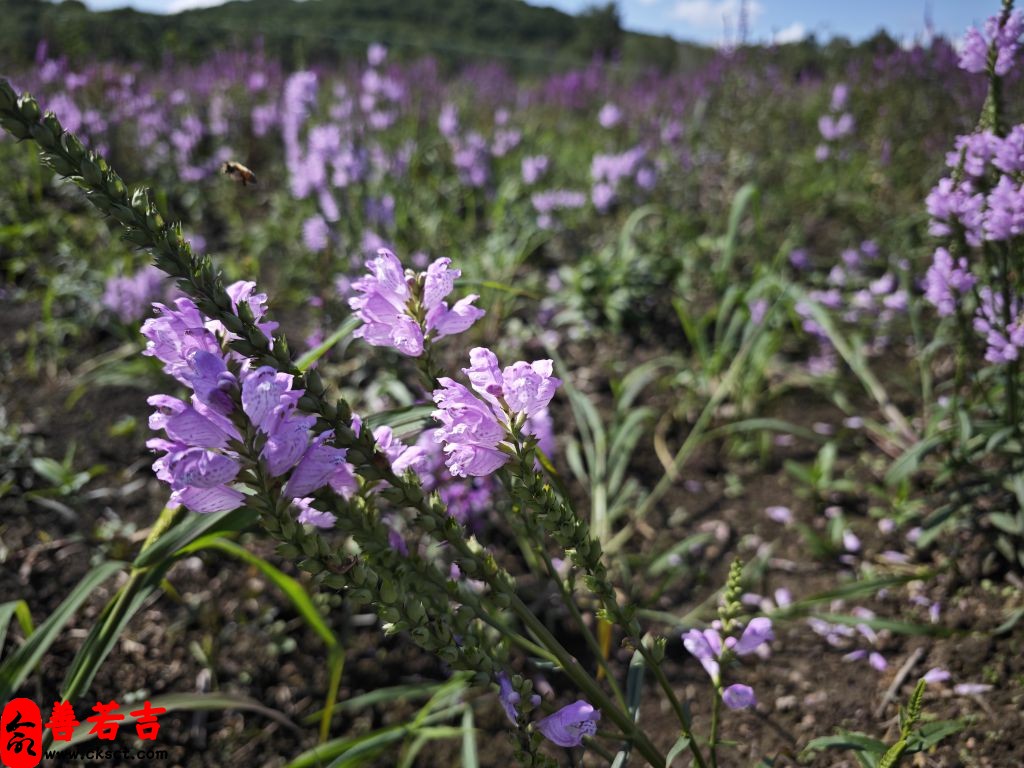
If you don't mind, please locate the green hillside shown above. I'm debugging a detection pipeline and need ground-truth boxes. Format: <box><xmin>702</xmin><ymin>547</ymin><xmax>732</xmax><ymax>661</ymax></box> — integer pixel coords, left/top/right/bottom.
<box><xmin>0</xmin><ymin>0</ymin><xmax>711</xmax><ymax>72</ymax></box>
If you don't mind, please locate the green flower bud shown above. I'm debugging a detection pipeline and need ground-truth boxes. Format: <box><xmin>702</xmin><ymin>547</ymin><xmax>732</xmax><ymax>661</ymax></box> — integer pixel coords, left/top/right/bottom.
<box><xmin>17</xmin><ymin>95</ymin><xmax>40</xmax><ymax>123</ymax></box>
<box><xmin>0</xmin><ymin>115</ymin><xmax>29</xmax><ymax>140</ymax></box>
<box><xmin>301</xmin><ymin>558</ymin><xmax>325</xmax><ymax>575</ymax></box>
<box><xmin>409</xmin><ymin>626</ymin><xmax>432</xmax><ymax>646</ymax></box>
<box><xmin>276</xmin><ymin>543</ymin><xmax>300</xmax><ymax>559</ymax></box>
<box><xmin>45</xmin><ymin>155</ymin><xmax>76</xmax><ymax>177</ymax></box>
<box><xmin>42</xmin><ymin>112</ymin><xmax>62</xmax><ymax>139</ymax></box>
<box><xmin>301</xmin><ymin>536</ymin><xmax>320</xmax><ymax>558</ymax></box>
<box><xmin>379</xmin><ymin>606</ymin><xmax>401</xmax><ymax>624</ymax></box>
<box><xmin>105</xmin><ymin>176</ymin><xmax>127</xmax><ymax>201</ymax></box>
<box><xmin>81</xmin><ymin>158</ymin><xmax>103</xmax><ymax>187</ymax></box>
<box><xmin>0</xmin><ymin>81</ymin><xmax>16</xmax><ymax>111</ymax></box>
<box><xmin>123</xmin><ymin>227</ymin><xmax>150</xmax><ymax>247</ymax></box>
<box><xmin>62</xmin><ymin>132</ymin><xmax>85</xmax><ymax>161</ymax></box>
<box><xmin>28</xmin><ymin>124</ymin><xmax>54</xmax><ymax>151</ymax></box>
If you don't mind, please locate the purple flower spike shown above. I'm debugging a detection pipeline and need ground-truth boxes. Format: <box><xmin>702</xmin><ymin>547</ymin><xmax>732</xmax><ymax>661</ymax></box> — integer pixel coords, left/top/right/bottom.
<box><xmin>722</xmin><ymin>684</ymin><xmax>756</xmax><ymax>710</ymax></box>
<box><xmin>535</xmin><ymin>700</ymin><xmax>600</xmax><ymax>747</ymax></box>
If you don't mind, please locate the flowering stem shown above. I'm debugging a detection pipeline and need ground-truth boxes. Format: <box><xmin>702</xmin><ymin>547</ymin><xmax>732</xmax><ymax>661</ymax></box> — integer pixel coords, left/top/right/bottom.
<box><xmin>503</xmin><ymin>591</ymin><xmax>666</xmax><ymax>767</ymax></box>
<box><xmin>536</xmin><ymin>541</ymin><xmax>629</xmax><ymax>713</ymax></box>
<box><xmin>637</xmin><ymin>643</ymin><xmax>709</xmax><ymax>768</ymax></box>
<box><xmin>708</xmin><ymin>685</ymin><xmax>722</xmax><ymax>768</ymax></box>
<box><xmin>509</xmin><ymin>443</ymin><xmax>629</xmax><ymax>712</ymax></box>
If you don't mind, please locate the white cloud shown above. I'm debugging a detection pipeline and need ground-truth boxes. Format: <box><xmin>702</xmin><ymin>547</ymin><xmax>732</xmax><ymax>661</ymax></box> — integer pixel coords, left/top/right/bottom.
<box><xmin>671</xmin><ymin>0</ymin><xmax>762</xmax><ymax>29</ymax></box>
<box><xmin>166</xmin><ymin>0</ymin><xmax>236</xmax><ymax>13</ymax></box>
<box><xmin>636</xmin><ymin>0</ymin><xmax>661</xmax><ymax>6</ymax></box>
<box><xmin>774</xmin><ymin>21</ymin><xmax>807</xmax><ymax>44</ymax></box>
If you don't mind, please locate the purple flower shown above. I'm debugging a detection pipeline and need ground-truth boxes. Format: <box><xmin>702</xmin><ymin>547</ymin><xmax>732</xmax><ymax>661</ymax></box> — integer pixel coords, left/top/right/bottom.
<box><xmin>438</xmin><ymin>103</ymin><xmax>459</xmax><ymax>138</ymax></box>
<box><xmin>103</xmin><ymin>265</ymin><xmax>167</xmax><ymax>323</ymax></box>
<box><xmin>730</xmin><ymin>617</ymin><xmax>774</xmax><ymax>655</ymax></box>
<box><xmin>302</xmin><ymin>215</ymin><xmax>330</xmax><ymax>252</ymax></box>
<box><xmin>284</xmin><ymin>431</ymin><xmax>349</xmax><ymax>497</ymax></box>
<box><xmin>521</xmin><ymin>154</ymin><xmax>549</xmax><ymax>185</ymax></box>
<box><xmin>349</xmin><ymin>250</ymin><xmax>483</xmax><ymax>357</ymax></box>
<box><xmin>592</xmin><ymin>182</ymin><xmax>615</xmax><ymax>212</ymax></box>
<box><xmin>367</xmin><ymin>43</ymin><xmax>388</xmax><ymax>67</ymax></box>
<box><xmin>721</xmin><ymin>684</ymin><xmax>756</xmax><ymax>710</ymax></box>
<box><xmin>598</xmin><ymin>102</ymin><xmax>621</xmax><ymax>128</ymax></box>
<box><xmin>923</xmin><ymin>667</ymin><xmax>951</xmax><ymax>684</ymax></box>
<box><xmin>682</xmin><ymin>628</ymin><xmax>723</xmax><ymax>682</ymax></box>
<box><xmin>141</xmin><ymin>297</ymin><xmax>223</xmax><ymax>387</ymax></box>
<box><xmin>829</xmin><ymin>83</ymin><xmax>848</xmax><ymax>112</ymax></box>
<box><xmin>497</xmin><ymin>674</ymin><xmax>520</xmax><ymax>724</ymax></box>
<box><xmin>959</xmin><ymin>11</ymin><xmax>1023</xmax><ymax>76</ymax></box>
<box><xmin>974</xmin><ymin>287</ymin><xmax>1024</xmax><ymax>363</ymax></box>
<box><xmin>924</xmin><ymin>248</ymin><xmax>975</xmax><ymax>317</ymax></box>
<box><xmin>535</xmin><ymin>700</ymin><xmax>600</xmax><ymax>747</ymax></box>
<box><xmin>954</xmin><ymin>682</ymin><xmax>993</xmax><ymax>696</ymax></box>
<box><xmin>432</xmin><ymin>379</ymin><xmax>509</xmax><ymax>477</ymax></box>
<box><xmin>431</xmin><ymin>348</ymin><xmax>561</xmax><ymax>477</ymax></box>
<box><xmin>819</xmin><ymin>113</ymin><xmax>854</xmax><ymax>141</ymax></box>
<box><xmin>293</xmin><ymin>497</ymin><xmax>336</xmax><ymax>529</ymax></box>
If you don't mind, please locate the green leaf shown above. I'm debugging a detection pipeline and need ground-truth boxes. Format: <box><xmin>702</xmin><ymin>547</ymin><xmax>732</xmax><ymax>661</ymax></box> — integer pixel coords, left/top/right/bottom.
<box><xmin>666</xmin><ymin>735</ymin><xmax>692</xmax><ymax>767</ymax></box>
<box><xmin>811</xmin><ymin>612</ymin><xmax>950</xmax><ymax>637</ymax></box>
<box><xmin>0</xmin><ymin>560</ymin><xmax>125</xmax><ymax>699</ymax></box>
<box><xmin>179</xmin><ymin>537</ymin><xmax>336</xmax><ymax>649</ymax></box>
<box><xmin>647</xmin><ymin>533</ymin><xmax>714</xmax><ymax>576</ymax></box>
<box><xmin>133</xmin><ymin>506</ymin><xmax>257</xmax><ymax>568</ymax></box>
<box><xmin>0</xmin><ymin>600</ymin><xmax>33</xmax><ymax>655</ymax></box>
<box><xmin>905</xmin><ymin>719</ymin><xmax>966</xmax><ymax>751</ymax></box>
<box><xmin>295</xmin><ymin>316</ymin><xmax>360</xmax><ymax>371</ymax></box>
<box><xmin>885</xmin><ymin>436</ymin><xmax>944</xmax><ymax>487</ymax></box>
<box><xmin>625</xmin><ymin>649</ymin><xmax>646</xmax><ymax>717</ymax></box>
<box><xmin>802</xmin><ymin>732</ymin><xmax>887</xmax><ymax>755</ymax></box>
<box><xmin>56</xmin><ymin>692</ymin><xmax>298</xmax><ymax>748</ymax></box>
<box><xmin>59</xmin><ymin>569</ymin><xmax>166</xmax><ymax>706</ymax></box>
<box><xmin>460</xmin><ymin>708</ymin><xmax>478</xmax><ymax>768</ymax></box>
<box><xmin>363</xmin><ymin>404</ymin><xmax>435</xmax><ymax>437</ymax></box>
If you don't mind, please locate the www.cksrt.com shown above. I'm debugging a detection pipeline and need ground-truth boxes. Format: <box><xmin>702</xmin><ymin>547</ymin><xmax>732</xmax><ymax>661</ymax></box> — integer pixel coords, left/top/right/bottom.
<box><xmin>42</xmin><ymin>748</ymin><xmax>170</xmax><ymax>761</ymax></box>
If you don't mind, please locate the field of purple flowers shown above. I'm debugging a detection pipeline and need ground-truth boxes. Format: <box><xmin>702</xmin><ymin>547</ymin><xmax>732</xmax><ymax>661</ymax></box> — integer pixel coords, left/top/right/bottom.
<box><xmin>2</xmin><ymin>7</ymin><xmax>1024</xmax><ymax>768</ymax></box>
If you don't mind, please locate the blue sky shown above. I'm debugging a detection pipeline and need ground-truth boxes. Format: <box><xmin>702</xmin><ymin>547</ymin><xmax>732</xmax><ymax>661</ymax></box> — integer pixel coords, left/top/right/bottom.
<box><xmin>79</xmin><ymin>0</ymin><xmax>993</xmax><ymax>45</ymax></box>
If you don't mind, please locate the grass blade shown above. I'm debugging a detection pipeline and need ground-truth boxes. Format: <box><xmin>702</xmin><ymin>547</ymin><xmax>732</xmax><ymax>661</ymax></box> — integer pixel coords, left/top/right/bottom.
<box><xmin>0</xmin><ymin>559</ymin><xmax>126</xmax><ymax>699</ymax></box>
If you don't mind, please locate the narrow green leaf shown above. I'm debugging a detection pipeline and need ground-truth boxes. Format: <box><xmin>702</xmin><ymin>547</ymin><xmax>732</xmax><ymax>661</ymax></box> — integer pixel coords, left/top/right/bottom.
<box><xmin>56</xmin><ymin>692</ymin><xmax>298</xmax><ymax>748</ymax></box>
<box><xmin>295</xmin><ymin>316</ymin><xmax>360</xmax><ymax>371</ymax></box>
<box><xmin>666</xmin><ymin>735</ymin><xmax>692</xmax><ymax>767</ymax></box>
<box><xmin>460</xmin><ymin>708</ymin><xmax>478</xmax><ymax>768</ymax></box>
<box><xmin>0</xmin><ymin>600</ymin><xmax>34</xmax><ymax>655</ymax></box>
<box><xmin>133</xmin><ymin>506</ymin><xmax>257</xmax><ymax>568</ymax></box>
<box><xmin>0</xmin><ymin>560</ymin><xmax>126</xmax><ymax>699</ymax></box>
<box><xmin>179</xmin><ymin>537</ymin><xmax>336</xmax><ymax>649</ymax></box>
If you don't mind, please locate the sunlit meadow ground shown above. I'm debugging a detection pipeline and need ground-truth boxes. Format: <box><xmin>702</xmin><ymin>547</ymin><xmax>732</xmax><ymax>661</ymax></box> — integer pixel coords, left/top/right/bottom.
<box><xmin>1</xmin><ymin>30</ymin><xmax>1023</xmax><ymax>767</ymax></box>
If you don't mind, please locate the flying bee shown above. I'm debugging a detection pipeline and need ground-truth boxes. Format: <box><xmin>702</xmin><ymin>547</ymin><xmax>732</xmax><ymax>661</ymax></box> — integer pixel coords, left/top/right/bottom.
<box><xmin>220</xmin><ymin>161</ymin><xmax>257</xmax><ymax>186</ymax></box>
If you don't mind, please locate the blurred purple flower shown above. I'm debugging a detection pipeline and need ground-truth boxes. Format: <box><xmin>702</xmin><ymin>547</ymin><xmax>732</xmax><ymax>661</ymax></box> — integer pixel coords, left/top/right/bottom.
<box><xmin>535</xmin><ymin>700</ymin><xmax>600</xmax><ymax>747</ymax></box>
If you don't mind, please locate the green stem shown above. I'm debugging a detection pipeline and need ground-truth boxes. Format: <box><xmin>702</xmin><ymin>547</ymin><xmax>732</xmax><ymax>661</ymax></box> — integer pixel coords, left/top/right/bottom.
<box><xmin>638</xmin><ymin>644</ymin><xmax>709</xmax><ymax>768</ymax></box>
<box><xmin>708</xmin><ymin>685</ymin><xmax>722</xmax><ymax>768</ymax></box>
<box><xmin>537</xmin><ymin>544</ymin><xmax>628</xmax><ymax>713</ymax></box>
